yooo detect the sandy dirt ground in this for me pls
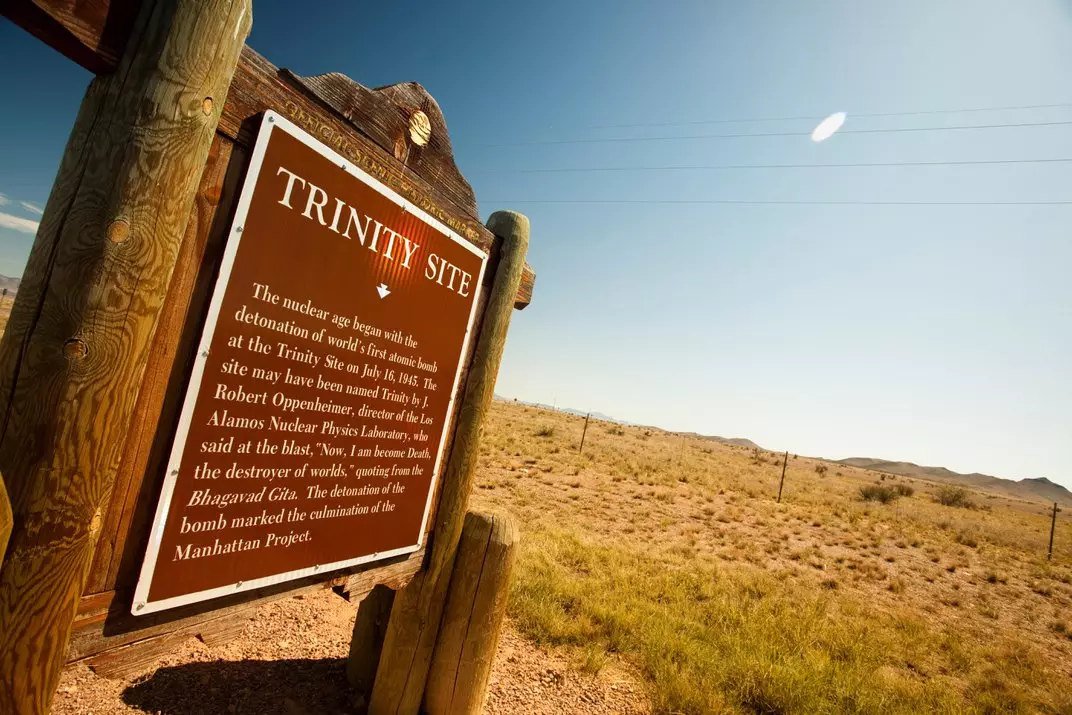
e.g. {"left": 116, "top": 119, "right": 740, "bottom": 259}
{"left": 52, "top": 587, "right": 650, "bottom": 715}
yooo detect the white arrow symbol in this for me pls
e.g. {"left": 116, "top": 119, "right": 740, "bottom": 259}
{"left": 376, "top": 283, "right": 391, "bottom": 299}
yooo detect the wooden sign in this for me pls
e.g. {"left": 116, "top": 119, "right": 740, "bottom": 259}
{"left": 132, "top": 111, "right": 487, "bottom": 615}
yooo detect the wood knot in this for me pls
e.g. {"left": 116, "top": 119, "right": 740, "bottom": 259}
{"left": 409, "top": 110, "right": 432, "bottom": 146}
{"left": 63, "top": 338, "right": 88, "bottom": 360}
{"left": 393, "top": 134, "right": 408, "bottom": 162}
{"left": 106, "top": 219, "right": 130, "bottom": 244}
{"left": 89, "top": 508, "right": 103, "bottom": 537}
{"left": 202, "top": 97, "right": 214, "bottom": 116}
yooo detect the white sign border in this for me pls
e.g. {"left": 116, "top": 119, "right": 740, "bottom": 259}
{"left": 131, "top": 110, "right": 488, "bottom": 615}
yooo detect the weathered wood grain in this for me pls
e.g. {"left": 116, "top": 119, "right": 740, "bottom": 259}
{"left": 425, "top": 511, "right": 518, "bottom": 715}
{"left": 86, "top": 630, "right": 194, "bottom": 680}
{"left": 0, "top": 476, "right": 11, "bottom": 567}
{"left": 0, "top": 1, "right": 252, "bottom": 712}
{"left": 335, "top": 547, "right": 425, "bottom": 602}
{"left": 85, "top": 135, "right": 243, "bottom": 595}
{"left": 195, "top": 611, "right": 253, "bottom": 648}
{"left": 80, "top": 610, "right": 246, "bottom": 678}
{"left": 287, "top": 73, "right": 478, "bottom": 218}
{"left": 370, "top": 212, "right": 530, "bottom": 715}
{"left": 67, "top": 547, "right": 424, "bottom": 662}
{"left": 0, "top": 0, "right": 138, "bottom": 74}
{"left": 347, "top": 585, "right": 395, "bottom": 711}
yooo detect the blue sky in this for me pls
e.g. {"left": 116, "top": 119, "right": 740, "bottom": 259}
{"left": 1, "top": 1, "right": 1070, "bottom": 486}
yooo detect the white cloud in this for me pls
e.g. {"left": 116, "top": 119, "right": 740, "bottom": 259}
{"left": 0, "top": 212, "right": 40, "bottom": 234}
{"left": 0, "top": 194, "right": 8, "bottom": 206}
{"left": 19, "top": 201, "right": 43, "bottom": 216}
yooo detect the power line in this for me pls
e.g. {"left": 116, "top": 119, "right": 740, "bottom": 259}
{"left": 581, "top": 101, "right": 1072, "bottom": 131}
{"left": 471, "top": 157, "right": 1072, "bottom": 174}
{"left": 484, "top": 119, "right": 1072, "bottom": 148}
{"left": 483, "top": 198, "right": 1072, "bottom": 206}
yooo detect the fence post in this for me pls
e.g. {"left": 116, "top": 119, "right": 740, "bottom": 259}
{"left": 348, "top": 585, "right": 396, "bottom": 711}
{"left": 777, "top": 451, "right": 788, "bottom": 503}
{"left": 579, "top": 412, "right": 590, "bottom": 453}
{"left": 0, "top": 2, "right": 252, "bottom": 712}
{"left": 1049, "top": 502, "right": 1059, "bottom": 561}
{"left": 424, "top": 511, "right": 518, "bottom": 714}
{"left": 369, "top": 211, "right": 529, "bottom": 715}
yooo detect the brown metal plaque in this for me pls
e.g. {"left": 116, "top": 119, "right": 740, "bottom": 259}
{"left": 133, "top": 112, "right": 486, "bottom": 614}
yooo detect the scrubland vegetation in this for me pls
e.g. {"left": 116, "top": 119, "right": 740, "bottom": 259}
{"left": 472, "top": 400, "right": 1072, "bottom": 714}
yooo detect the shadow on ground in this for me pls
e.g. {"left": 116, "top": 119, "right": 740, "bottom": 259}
{"left": 122, "top": 657, "right": 357, "bottom": 715}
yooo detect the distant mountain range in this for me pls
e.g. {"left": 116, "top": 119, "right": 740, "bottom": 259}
{"left": 701, "top": 435, "right": 764, "bottom": 450}
{"left": 0, "top": 275, "right": 20, "bottom": 294}
{"left": 494, "top": 396, "right": 636, "bottom": 425}
{"left": 836, "top": 457, "right": 1072, "bottom": 507}
{"left": 494, "top": 396, "right": 1070, "bottom": 506}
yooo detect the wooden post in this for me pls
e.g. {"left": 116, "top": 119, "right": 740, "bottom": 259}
{"left": 777, "top": 451, "right": 788, "bottom": 503}
{"left": 369, "top": 211, "right": 529, "bottom": 715}
{"left": 1049, "top": 502, "right": 1059, "bottom": 561}
{"left": 424, "top": 511, "right": 518, "bottom": 715}
{"left": 0, "top": 2, "right": 251, "bottom": 712}
{"left": 0, "top": 477, "right": 11, "bottom": 565}
{"left": 348, "top": 585, "right": 396, "bottom": 711}
{"left": 579, "top": 412, "right": 590, "bottom": 453}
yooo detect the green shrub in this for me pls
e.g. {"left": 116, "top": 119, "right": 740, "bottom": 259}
{"left": 935, "top": 486, "right": 974, "bottom": 509}
{"left": 859, "top": 484, "right": 900, "bottom": 504}
{"left": 535, "top": 425, "right": 556, "bottom": 438}
{"left": 892, "top": 483, "right": 914, "bottom": 497}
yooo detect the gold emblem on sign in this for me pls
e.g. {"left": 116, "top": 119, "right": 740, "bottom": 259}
{"left": 409, "top": 110, "right": 432, "bottom": 146}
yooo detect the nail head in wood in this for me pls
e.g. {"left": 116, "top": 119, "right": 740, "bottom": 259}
{"left": 202, "top": 97, "right": 214, "bottom": 115}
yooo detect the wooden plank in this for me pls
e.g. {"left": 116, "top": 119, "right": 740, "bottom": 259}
{"left": 370, "top": 212, "right": 530, "bottom": 715}
{"left": 221, "top": 48, "right": 535, "bottom": 309}
{"left": 0, "top": 1, "right": 252, "bottom": 712}
{"left": 85, "top": 135, "right": 243, "bottom": 595}
{"left": 86, "top": 630, "right": 194, "bottom": 680}
{"left": 80, "top": 611, "right": 245, "bottom": 678}
{"left": 67, "top": 547, "right": 424, "bottom": 662}
{"left": 425, "top": 511, "right": 518, "bottom": 715}
{"left": 196, "top": 611, "right": 253, "bottom": 648}
{"left": 0, "top": 0, "right": 138, "bottom": 74}
{"left": 336, "top": 547, "right": 426, "bottom": 601}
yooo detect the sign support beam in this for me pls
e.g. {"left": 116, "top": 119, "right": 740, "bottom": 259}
{"left": 369, "top": 211, "right": 530, "bottom": 715}
{"left": 0, "top": 1, "right": 252, "bottom": 711}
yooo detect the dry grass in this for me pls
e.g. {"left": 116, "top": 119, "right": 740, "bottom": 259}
{"left": 473, "top": 400, "right": 1072, "bottom": 714}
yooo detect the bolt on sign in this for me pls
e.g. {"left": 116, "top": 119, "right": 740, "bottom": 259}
{"left": 133, "top": 111, "right": 486, "bottom": 614}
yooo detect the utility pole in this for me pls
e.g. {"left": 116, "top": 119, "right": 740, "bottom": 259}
{"left": 1049, "top": 502, "right": 1061, "bottom": 561}
{"left": 777, "top": 451, "right": 788, "bottom": 503}
{"left": 578, "top": 412, "right": 590, "bottom": 453}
